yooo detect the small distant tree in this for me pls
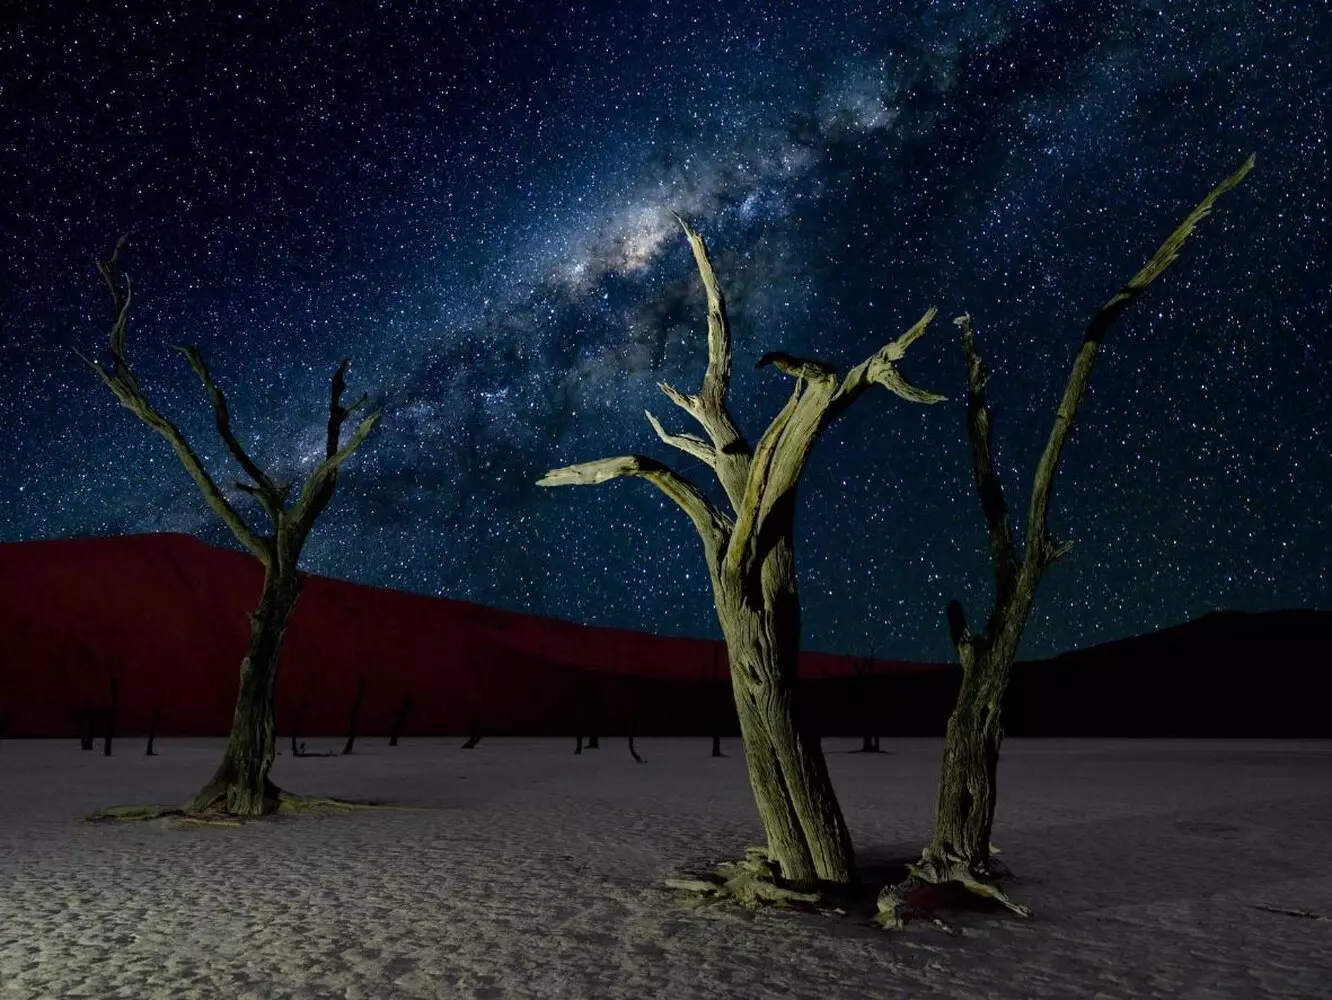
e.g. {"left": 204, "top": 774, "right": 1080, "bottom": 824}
{"left": 877, "top": 155, "right": 1254, "bottom": 928}
{"left": 290, "top": 698, "right": 307, "bottom": 757}
{"left": 341, "top": 676, "right": 366, "bottom": 755}
{"left": 708, "top": 644, "right": 726, "bottom": 757}
{"left": 76, "top": 708, "right": 95, "bottom": 751}
{"left": 78, "top": 237, "right": 380, "bottom": 816}
{"left": 627, "top": 676, "right": 646, "bottom": 764}
{"left": 145, "top": 702, "right": 160, "bottom": 756}
{"left": 852, "top": 636, "right": 886, "bottom": 753}
{"left": 102, "top": 673, "right": 119, "bottom": 757}
{"left": 388, "top": 693, "right": 413, "bottom": 746}
{"left": 540, "top": 217, "right": 944, "bottom": 890}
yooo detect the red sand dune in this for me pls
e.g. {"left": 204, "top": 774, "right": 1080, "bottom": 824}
{"left": 0, "top": 532, "right": 940, "bottom": 739}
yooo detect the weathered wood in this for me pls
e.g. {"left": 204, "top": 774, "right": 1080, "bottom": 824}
{"left": 879, "top": 154, "right": 1255, "bottom": 929}
{"left": 541, "top": 218, "right": 944, "bottom": 889}
{"left": 79, "top": 238, "right": 380, "bottom": 817}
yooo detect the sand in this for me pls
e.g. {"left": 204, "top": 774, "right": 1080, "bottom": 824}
{"left": 1, "top": 737, "right": 1330, "bottom": 999}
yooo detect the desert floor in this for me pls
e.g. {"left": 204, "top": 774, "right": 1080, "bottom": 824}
{"left": 1, "top": 737, "right": 1330, "bottom": 999}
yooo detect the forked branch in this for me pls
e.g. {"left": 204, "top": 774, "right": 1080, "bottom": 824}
{"left": 537, "top": 455, "right": 732, "bottom": 557}
{"left": 654, "top": 216, "right": 752, "bottom": 509}
{"left": 76, "top": 238, "right": 270, "bottom": 564}
{"left": 1017, "top": 154, "right": 1254, "bottom": 598}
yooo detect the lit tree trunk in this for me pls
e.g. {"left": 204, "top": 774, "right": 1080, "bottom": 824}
{"left": 540, "top": 216, "right": 945, "bottom": 891}
{"left": 189, "top": 563, "right": 301, "bottom": 814}
{"left": 79, "top": 236, "right": 380, "bottom": 818}
{"left": 878, "top": 154, "right": 1254, "bottom": 928}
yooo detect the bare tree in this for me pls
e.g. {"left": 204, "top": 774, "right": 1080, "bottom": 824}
{"left": 539, "top": 217, "right": 944, "bottom": 890}
{"left": 852, "top": 634, "right": 887, "bottom": 753}
{"left": 387, "top": 693, "right": 413, "bottom": 746}
{"left": 341, "top": 676, "right": 366, "bottom": 755}
{"left": 145, "top": 702, "right": 160, "bottom": 756}
{"left": 877, "top": 155, "right": 1254, "bottom": 929}
{"left": 78, "top": 237, "right": 380, "bottom": 817}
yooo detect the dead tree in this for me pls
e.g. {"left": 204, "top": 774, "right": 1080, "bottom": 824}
{"left": 540, "top": 217, "right": 944, "bottom": 890}
{"left": 877, "top": 155, "right": 1254, "bottom": 929}
{"left": 77, "top": 237, "right": 380, "bottom": 817}
{"left": 290, "top": 699, "right": 307, "bottom": 757}
{"left": 709, "top": 644, "right": 726, "bottom": 757}
{"left": 853, "top": 636, "right": 885, "bottom": 753}
{"left": 341, "top": 676, "right": 366, "bottom": 755}
{"left": 388, "top": 693, "right": 413, "bottom": 746}
{"left": 102, "top": 674, "right": 119, "bottom": 757}
{"left": 145, "top": 703, "right": 160, "bottom": 756}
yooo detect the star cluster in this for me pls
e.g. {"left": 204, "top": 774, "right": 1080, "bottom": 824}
{"left": 2, "top": 0, "right": 1327, "bottom": 661}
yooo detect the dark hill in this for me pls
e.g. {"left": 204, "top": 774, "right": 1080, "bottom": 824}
{"left": 0, "top": 533, "right": 1324, "bottom": 739}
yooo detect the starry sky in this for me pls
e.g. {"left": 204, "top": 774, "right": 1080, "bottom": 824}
{"left": 2, "top": 1, "right": 1328, "bottom": 661}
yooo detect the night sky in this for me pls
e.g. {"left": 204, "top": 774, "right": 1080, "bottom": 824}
{"left": 2, "top": 1, "right": 1327, "bottom": 661}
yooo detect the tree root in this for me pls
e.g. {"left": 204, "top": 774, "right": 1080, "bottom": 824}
{"left": 874, "top": 848, "right": 1029, "bottom": 932}
{"left": 86, "top": 790, "right": 411, "bottom": 827}
{"left": 664, "top": 846, "right": 851, "bottom": 916}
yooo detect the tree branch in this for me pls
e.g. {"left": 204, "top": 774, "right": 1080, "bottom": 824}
{"left": 955, "top": 314, "right": 1018, "bottom": 602}
{"left": 670, "top": 216, "right": 752, "bottom": 509}
{"left": 538, "top": 454, "right": 732, "bottom": 557}
{"left": 291, "top": 406, "right": 381, "bottom": 532}
{"left": 830, "top": 308, "right": 947, "bottom": 419}
{"left": 1017, "top": 154, "right": 1253, "bottom": 601}
{"left": 644, "top": 409, "right": 717, "bottom": 469}
{"left": 170, "top": 343, "right": 281, "bottom": 506}
{"left": 79, "top": 241, "right": 271, "bottom": 564}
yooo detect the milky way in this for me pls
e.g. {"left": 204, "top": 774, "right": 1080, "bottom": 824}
{"left": 2, "top": 1, "right": 1328, "bottom": 660}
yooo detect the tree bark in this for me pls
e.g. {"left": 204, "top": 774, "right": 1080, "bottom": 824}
{"left": 539, "top": 217, "right": 945, "bottom": 892}
{"left": 713, "top": 536, "right": 855, "bottom": 890}
{"left": 921, "top": 639, "right": 1007, "bottom": 877}
{"left": 188, "top": 565, "right": 301, "bottom": 815}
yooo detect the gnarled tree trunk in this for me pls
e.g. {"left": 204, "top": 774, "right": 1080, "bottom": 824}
{"left": 541, "top": 216, "right": 945, "bottom": 892}
{"left": 189, "top": 565, "right": 302, "bottom": 815}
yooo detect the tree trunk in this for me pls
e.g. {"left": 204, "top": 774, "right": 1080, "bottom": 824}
{"left": 711, "top": 733, "right": 724, "bottom": 757}
{"left": 341, "top": 676, "right": 366, "bottom": 755}
{"left": 920, "top": 640, "right": 1008, "bottom": 879}
{"left": 714, "top": 541, "right": 856, "bottom": 890}
{"left": 78, "top": 709, "right": 94, "bottom": 751}
{"left": 188, "top": 565, "right": 302, "bottom": 816}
